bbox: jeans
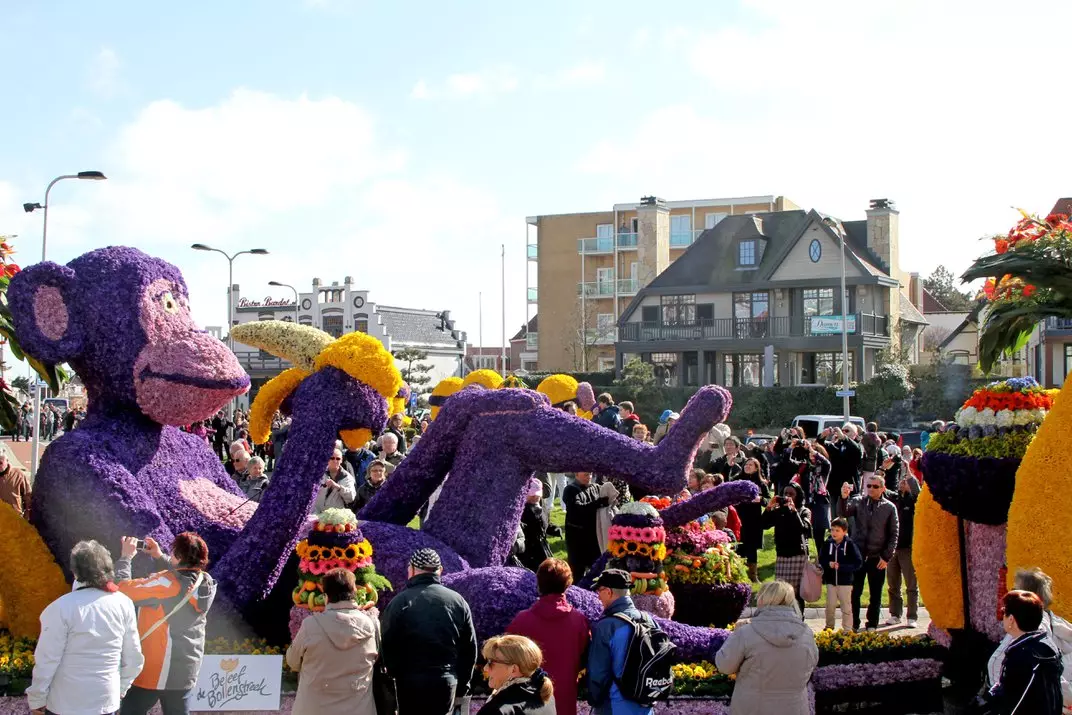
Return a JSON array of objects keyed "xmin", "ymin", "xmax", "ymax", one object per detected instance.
[
  {"xmin": 826, "ymin": 584, "xmax": 853, "ymax": 630},
  {"xmin": 119, "ymin": 686, "xmax": 191, "ymax": 715},
  {"xmin": 887, "ymin": 547, "xmax": 918, "ymax": 620},
  {"xmin": 852, "ymin": 556, "xmax": 887, "ymax": 629},
  {"xmin": 543, "ymin": 473, "xmax": 567, "ymax": 516},
  {"xmin": 396, "ymin": 677, "xmax": 456, "ymax": 715},
  {"xmin": 809, "ymin": 501, "xmax": 830, "ymax": 554}
]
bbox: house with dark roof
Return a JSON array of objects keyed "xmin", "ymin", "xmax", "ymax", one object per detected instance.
[
  {"xmin": 614, "ymin": 199, "xmax": 928, "ymax": 387},
  {"xmin": 228, "ymin": 277, "xmax": 466, "ymax": 405}
]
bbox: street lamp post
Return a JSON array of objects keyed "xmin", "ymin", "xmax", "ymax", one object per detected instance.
[
  {"xmin": 268, "ymin": 281, "xmax": 300, "ymax": 324},
  {"xmin": 823, "ymin": 218, "xmax": 852, "ymax": 423},
  {"xmin": 191, "ymin": 244, "xmax": 268, "ymax": 418},
  {"xmin": 23, "ymin": 171, "xmax": 107, "ymax": 478}
]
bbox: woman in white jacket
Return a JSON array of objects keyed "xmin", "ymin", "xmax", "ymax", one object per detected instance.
[
  {"xmin": 27, "ymin": 541, "xmax": 144, "ymax": 715},
  {"xmin": 986, "ymin": 568, "xmax": 1072, "ymax": 712}
]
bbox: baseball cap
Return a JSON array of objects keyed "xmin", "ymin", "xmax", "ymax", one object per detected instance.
[{"xmin": 593, "ymin": 569, "xmax": 633, "ymax": 590}]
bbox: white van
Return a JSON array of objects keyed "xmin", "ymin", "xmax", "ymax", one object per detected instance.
[{"xmin": 792, "ymin": 414, "xmax": 866, "ymax": 439}]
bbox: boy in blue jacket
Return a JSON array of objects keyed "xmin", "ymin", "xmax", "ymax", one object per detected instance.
[{"xmin": 819, "ymin": 517, "xmax": 863, "ymax": 630}]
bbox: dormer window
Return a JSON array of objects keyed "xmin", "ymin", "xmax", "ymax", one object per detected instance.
[{"xmin": 739, "ymin": 240, "xmax": 757, "ymax": 267}]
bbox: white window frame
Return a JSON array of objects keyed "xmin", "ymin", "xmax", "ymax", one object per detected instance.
[
  {"xmin": 670, "ymin": 215, "xmax": 692, "ymax": 233},
  {"xmin": 597, "ymin": 357, "xmax": 615, "ymax": 372},
  {"xmin": 705, "ymin": 212, "xmax": 728, "ymax": 229},
  {"xmin": 596, "ymin": 267, "xmax": 615, "ymax": 285},
  {"xmin": 596, "ymin": 223, "xmax": 614, "ymax": 238},
  {"xmin": 630, "ymin": 261, "xmax": 639, "ymax": 279}
]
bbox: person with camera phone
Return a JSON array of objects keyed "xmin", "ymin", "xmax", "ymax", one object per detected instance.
[
  {"xmin": 762, "ymin": 485, "xmax": 812, "ymax": 617},
  {"xmin": 115, "ymin": 532, "xmax": 217, "ymax": 715}
]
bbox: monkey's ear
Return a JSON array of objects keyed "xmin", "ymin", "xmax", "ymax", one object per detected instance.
[{"xmin": 7, "ymin": 262, "xmax": 84, "ymax": 365}]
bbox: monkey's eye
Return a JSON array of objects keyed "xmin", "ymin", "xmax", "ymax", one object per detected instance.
[{"xmin": 161, "ymin": 291, "xmax": 179, "ymax": 314}]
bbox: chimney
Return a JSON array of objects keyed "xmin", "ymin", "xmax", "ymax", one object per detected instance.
[
  {"xmin": 909, "ymin": 272, "xmax": 923, "ymax": 309},
  {"xmin": 865, "ymin": 198, "xmax": 900, "ymax": 280},
  {"xmin": 312, "ymin": 278, "xmax": 321, "ymax": 287},
  {"xmin": 344, "ymin": 276, "xmax": 353, "ymax": 285},
  {"xmin": 636, "ymin": 196, "xmax": 670, "ymax": 289}
]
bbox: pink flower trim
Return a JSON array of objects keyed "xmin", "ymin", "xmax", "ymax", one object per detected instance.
[{"xmin": 33, "ymin": 285, "xmax": 68, "ymax": 341}]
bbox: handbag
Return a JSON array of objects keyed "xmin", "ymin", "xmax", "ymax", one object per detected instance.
[
  {"xmin": 799, "ymin": 560, "xmax": 824, "ymax": 603},
  {"xmin": 371, "ymin": 620, "xmax": 397, "ymax": 715}
]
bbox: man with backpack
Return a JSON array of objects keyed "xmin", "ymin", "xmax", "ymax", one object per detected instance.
[{"xmin": 588, "ymin": 569, "xmax": 675, "ymax": 714}]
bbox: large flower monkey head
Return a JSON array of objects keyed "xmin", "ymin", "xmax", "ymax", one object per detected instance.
[
  {"xmin": 8, "ymin": 246, "xmax": 250, "ymax": 424},
  {"xmin": 231, "ymin": 321, "xmax": 401, "ymax": 449}
]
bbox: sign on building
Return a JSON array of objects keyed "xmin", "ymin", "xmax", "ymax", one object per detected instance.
[
  {"xmin": 810, "ymin": 315, "xmax": 857, "ymax": 335},
  {"xmin": 188, "ymin": 654, "xmax": 283, "ymax": 712}
]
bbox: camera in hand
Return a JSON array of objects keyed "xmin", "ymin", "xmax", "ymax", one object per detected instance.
[{"xmin": 134, "ymin": 539, "xmax": 148, "ymax": 551}]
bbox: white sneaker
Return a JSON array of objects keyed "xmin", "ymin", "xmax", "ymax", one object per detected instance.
[
  {"xmin": 907, "ymin": 619, "xmax": 918, "ymax": 628},
  {"xmin": 885, "ymin": 616, "xmax": 902, "ymax": 625}
]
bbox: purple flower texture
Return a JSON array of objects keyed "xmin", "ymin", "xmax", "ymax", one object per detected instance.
[
  {"xmin": 362, "ymin": 385, "xmax": 733, "ymax": 568},
  {"xmin": 670, "ymin": 582, "xmax": 752, "ymax": 628},
  {"xmin": 964, "ymin": 520, "xmax": 1007, "ymax": 642},
  {"xmin": 920, "ymin": 451, "xmax": 1018, "ymax": 526},
  {"xmin": 810, "ymin": 658, "xmax": 944, "ymax": 691},
  {"xmin": 661, "ymin": 480, "xmax": 759, "ymax": 528}
]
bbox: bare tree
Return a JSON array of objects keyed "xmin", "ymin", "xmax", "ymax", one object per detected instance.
[
  {"xmin": 921, "ymin": 325, "xmax": 953, "ymax": 354},
  {"xmin": 562, "ymin": 299, "xmax": 616, "ymax": 371}
]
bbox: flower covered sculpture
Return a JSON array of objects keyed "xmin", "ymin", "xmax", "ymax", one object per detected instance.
[
  {"xmin": 594, "ymin": 502, "xmax": 673, "ymax": 618},
  {"xmin": 289, "ymin": 508, "xmax": 390, "ymax": 637}
]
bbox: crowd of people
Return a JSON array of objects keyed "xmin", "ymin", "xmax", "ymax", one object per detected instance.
[
  {"xmin": 15, "ymin": 388, "xmax": 1072, "ymax": 715},
  {"xmin": 9, "ymin": 401, "xmax": 84, "ymax": 442}
]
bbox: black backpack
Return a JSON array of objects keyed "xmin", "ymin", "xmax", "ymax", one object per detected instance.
[{"xmin": 611, "ymin": 612, "xmax": 676, "ymax": 705}]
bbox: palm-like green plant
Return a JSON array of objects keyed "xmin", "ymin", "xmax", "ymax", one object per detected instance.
[{"xmin": 962, "ymin": 211, "xmax": 1072, "ymax": 373}]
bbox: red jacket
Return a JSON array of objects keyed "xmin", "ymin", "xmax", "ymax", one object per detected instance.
[
  {"xmin": 507, "ymin": 594, "xmax": 590, "ymax": 715},
  {"xmin": 727, "ymin": 505, "xmax": 742, "ymax": 541}
]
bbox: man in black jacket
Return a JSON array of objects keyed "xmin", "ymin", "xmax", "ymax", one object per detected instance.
[
  {"xmin": 381, "ymin": 548, "xmax": 478, "ymax": 715},
  {"xmin": 981, "ymin": 590, "xmax": 1064, "ymax": 715},
  {"xmin": 351, "ymin": 460, "xmax": 388, "ymax": 512},
  {"xmin": 591, "ymin": 393, "xmax": 621, "ymax": 431},
  {"xmin": 562, "ymin": 471, "xmax": 610, "ymax": 581},
  {"xmin": 838, "ymin": 475, "xmax": 899, "ymax": 631},
  {"xmin": 821, "ymin": 425, "xmax": 863, "ymax": 497},
  {"xmin": 617, "ymin": 401, "xmax": 640, "ymax": 436}
]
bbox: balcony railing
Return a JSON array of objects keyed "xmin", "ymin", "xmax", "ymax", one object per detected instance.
[
  {"xmin": 527, "ymin": 287, "xmax": 538, "ymax": 303},
  {"xmin": 527, "ymin": 244, "xmax": 538, "ymax": 260},
  {"xmin": 618, "ymin": 313, "xmax": 890, "ymax": 342},
  {"xmin": 582, "ymin": 328, "xmax": 618, "ymax": 345},
  {"xmin": 578, "ymin": 278, "xmax": 639, "ymax": 297},
  {"xmin": 1047, "ymin": 317, "xmax": 1072, "ymax": 330},
  {"xmin": 525, "ymin": 332, "xmax": 538, "ymax": 350},
  {"xmin": 669, "ymin": 229, "xmax": 703, "ymax": 248},
  {"xmin": 578, "ymin": 232, "xmax": 640, "ymax": 254}
]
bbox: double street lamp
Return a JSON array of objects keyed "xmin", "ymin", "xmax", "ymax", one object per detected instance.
[
  {"xmin": 23, "ymin": 171, "xmax": 108, "ymax": 477},
  {"xmin": 191, "ymin": 244, "xmax": 268, "ymax": 419}
]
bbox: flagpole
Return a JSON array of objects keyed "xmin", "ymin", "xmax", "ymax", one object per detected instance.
[{"xmin": 501, "ymin": 245, "xmax": 507, "ymax": 374}]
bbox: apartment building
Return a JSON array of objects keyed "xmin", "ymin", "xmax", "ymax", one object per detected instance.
[
  {"xmin": 525, "ymin": 195, "xmax": 800, "ymax": 372},
  {"xmin": 614, "ymin": 199, "xmax": 928, "ymax": 387}
]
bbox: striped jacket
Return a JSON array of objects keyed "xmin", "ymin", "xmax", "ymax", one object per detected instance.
[{"xmin": 116, "ymin": 555, "xmax": 216, "ymax": 691}]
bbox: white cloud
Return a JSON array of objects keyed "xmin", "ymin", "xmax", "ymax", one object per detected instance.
[
  {"xmin": 412, "ymin": 66, "xmax": 520, "ymax": 100},
  {"xmin": 535, "ymin": 61, "xmax": 606, "ymax": 90},
  {"xmin": 577, "ymin": 1, "xmax": 1072, "ymax": 285},
  {"xmin": 87, "ymin": 47, "xmax": 121, "ymax": 97},
  {"xmin": 24, "ymin": 90, "xmax": 523, "ymax": 347}
]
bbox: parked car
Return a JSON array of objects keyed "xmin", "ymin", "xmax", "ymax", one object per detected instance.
[{"xmin": 791, "ymin": 414, "xmax": 866, "ymax": 439}]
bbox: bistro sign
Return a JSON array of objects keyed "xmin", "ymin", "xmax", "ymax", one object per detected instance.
[
  {"xmin": 811, "ymin": 315, "xmax": 857, "ymax": 335},
  {"xmin": 238, "ymin": 297, "xmax": 295, "ymax": 309}
]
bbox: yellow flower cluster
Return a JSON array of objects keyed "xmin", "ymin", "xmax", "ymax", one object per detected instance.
[
  {"xmin": 463, "ymin": 369, "xmax": 504, "ymax": 390},
  {"xmin": 429, "ymin": 377, "xmax": 464, "ymax": 420},
  {"xmin": 913, "ymin": 484, "xmax": 965, "ymax": 630},
  {"xmin": 248, "ymin": 367, "xmax": 308, "ymax": 444},
  {"xmin": 536, "ymin": 374, "xmax": 579, "ymax": 407},
  {"xmin": 607, "ymin": 541, "xmax": 668, "ymax": 560},
  {"xmin": 295, "ymin": 541, "xmax": 373, "ymax": 561},
  {"xmin": 0, "ymin": 506, "xmax": 70, "ymax": 639},
  {"xmin": 315, "ymin": 332, "xmax": 403, "ymax": 404},
  {"xmin": 1007, "ymin": 375, "xmax": 1072, "ymax": 619},
  {"xmin": 0, "ymin": 631, "xmax": 37, "ymax": 679},
  {"xmin": 671, "ymin": 660, "xmax": 734, "ymax": 682}
]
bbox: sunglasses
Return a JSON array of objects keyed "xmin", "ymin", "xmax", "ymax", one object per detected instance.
[
  {"xmin": 329, "ymin": 456, "xmax": 342, "ymax": 461},
  {"xmin": 867, "ymin": 484, "xmax": 884, "ymax": 490}
]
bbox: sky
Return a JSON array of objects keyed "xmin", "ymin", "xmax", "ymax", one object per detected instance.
[{"xmin": 2, "ymin": 0, "xmax": 1071, "ymax": 373}]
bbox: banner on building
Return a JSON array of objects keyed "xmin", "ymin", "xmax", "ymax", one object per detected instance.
[{"xmin": 810, "ymin": 315, "xmax": 857, "ymax": 335}]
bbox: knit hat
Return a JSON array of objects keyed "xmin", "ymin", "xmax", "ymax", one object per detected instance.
[
  {"xmin": 659, "ymin": 409, "xmax": 673, "ymax": 424},
  {"xmin": 410, "ymin": 548, "xmax": 442, "ymax": 571}
]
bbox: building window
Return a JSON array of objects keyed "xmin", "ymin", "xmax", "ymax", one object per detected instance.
[
  {"xmin": 723, "ymin": 354, "xmax": 778, "ymax": 388},
  {"xmin": 733, "ymin": 292, "xmax": 770, "ymax": 338},
  {"xmin": 522, "ymin": 360, "xmax": 538, "ymax": 372},
  {"xmin": 1065, "ymin": 345, "xmax": 1072, "ymax": 381},
  {"xmin": 801, "ymin": 352, "xmax": 855, "ymax": 385},
  {"xmin": 597, "ymin": 357, "xmax": 615, "ymax": 372},
  {"xmin": 322, "ymin": 314, "xmax": 344, "ymax": 338},
  {"xmin": 641, "ymin": 305, "xmax": 659, "ymax": 324},
  {"xmin": 355, "ymin": 313, "xmax": 369, "ymax": 334},
  {"xmin": 696, "ymin": 303, "xmax": 714, "ymax": 324},
  {"xmin": 660, "ymin": 295, "xmax": 696, "ymax": 325},
  {"xmin": 803, "ymin": 288, "xmax": 836, "ymax": 317},
  {"xmin": 738, "ymin": 240, "xmax": 757, "ymax": 266}
]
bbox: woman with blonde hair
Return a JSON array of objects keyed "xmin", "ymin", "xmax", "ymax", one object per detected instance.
[
  {"xmin": 715, "ymin": 581, "xmax": 818, "ymax": 715},
  {"xmin": 477, "ymin": 634, "xmax": 556, "ymax": 715}
]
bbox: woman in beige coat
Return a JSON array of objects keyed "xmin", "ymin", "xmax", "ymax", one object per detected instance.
[
  {"xmin": 286, "ymin": 569, "xmax": 379, "ymax": 715},
  {"xmin": 715, "ymin": 581, "xmax": 818, "ymax": 715}
]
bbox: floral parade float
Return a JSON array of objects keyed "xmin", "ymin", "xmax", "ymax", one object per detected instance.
[
  {"xmin": 580, "ymin": 501, "xmax": 675, "ymax": 619},
  {"xmin": 916, "ymin": 208, "xmax": 1072, "ymax": 690},
  {"xmin": 663, "ymin": 517, "xmax": 751, "ymax": 629},
  {"xmin": 288, "ymin": 508, "xmax": 390, "ymax": 637}
]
